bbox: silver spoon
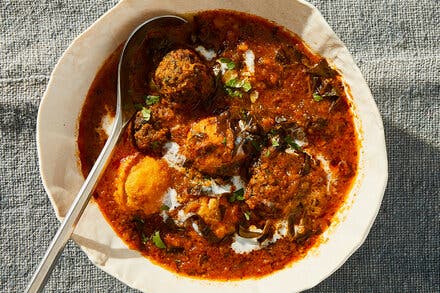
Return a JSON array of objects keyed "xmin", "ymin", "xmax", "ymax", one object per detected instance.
[{"xmin": 26, "ymin": 15, "xmax": 187, "ymax": 293}]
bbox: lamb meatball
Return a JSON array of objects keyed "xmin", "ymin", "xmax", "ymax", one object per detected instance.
[
  {"xmin": 133, "ymin": 121, "xmax": 169, "ymax": 154},
  {"xmin": 132, "ymin": 104, "xmax": 175, "ymax": 155},
  {"xmin": 154, "ymin": 49, "xmax": 215, "ymax": 105},
  {"xmin": 184, "ymin": 115, "xmax": 245, "ymax": 176}
]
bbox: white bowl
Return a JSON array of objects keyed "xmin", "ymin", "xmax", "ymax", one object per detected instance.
[{"xmin": 36, "ymin": 0, "xmax": 387, "ymax": 292}]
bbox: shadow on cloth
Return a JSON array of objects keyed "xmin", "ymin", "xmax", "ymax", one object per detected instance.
[{"xmin": 307, "ymin": 119, "xmax": 439, "ymax": 292}]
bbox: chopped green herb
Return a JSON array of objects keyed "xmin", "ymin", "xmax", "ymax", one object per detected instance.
[
  {"xmin": 244, "ymin": 211, "xmax": 251, "ymax": 221},
  {"xmin": 240, "ymin": 109, "xmax": 248, "ymax": 120},
  {"xmin": 225, "ymin": 87, "xmax": 243, "ymax": 98},
  {"xmin": 235, "ymin": 189, "xmax": 245, "ymax": 200},
  {"xmin": 229, "ymin": 188, "xmax": 245, "ymax": 203},
  {"xmin": 225, "ymin": 77, "xmax": 252, "ymax": 92},
  {"xmin": 322, "ymin": 88, "xmax": 339, "ymax": 98},
  {"xmin": 133, "ymin": 215, "xmax": 145, "ymax": 224},
  {"xmin": 271, "ymin": 137, "xmax": 280, "ymax": 147},
  {"xmin": 151, "ymin": 141, "xmax": 160, "ymax": 149},
  {"xmin": 223, "ymin": 74, "xmax": 252, "ymax": 98},
  {"xmin": 313, "ymin": 93, "xmax": 323, "ymax": 102},
  {"xmin": 265, "ymin": 149, "xmax": 271, "ymax": 157},
  {"xmin": 217, "ymin": 58, "xmax": 235, "ymax": 69},
  {"xmin": 269, "ymin": 128, "xmax": 278, "ymax": 135},
  {"xmin": 285, "ymin": 136, "xmax": 302, "ymax": 151},
  {"xmin": 250, "ymin": 139, "xmax": 261, "ymax": 151},
  {"xmin": 160, "ymin": 204, "xmax": 170, "ymax": 211},
  {"xmin": 241, "ymin": 80, "xmax": 252, "ymax": 92},
  {"xmin": 225, "ymin": 78, "xmax": 240, "ymax": 88},
  {"xmin": 134, "ymin": 103, "xmax": 144, "ymax": 110},
  {"xmin": 141, "ymin": 233, "xmax": 148, "ymax": 244},
  {"xmin": 141, "ymin": 107, "xmax": 151, "ymax": 121},
  {"xmin": 151, "ymin": 231, "xmax": 166, "ymax": 249},
  {"xmin": 145, "ymin": 95, "xmax": 160, "ymax": 105},
  {"xmin": 222, "ymin": 137, "xmax": 227, "ymax": 146}
]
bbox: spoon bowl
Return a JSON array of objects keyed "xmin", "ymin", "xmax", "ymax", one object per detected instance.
[{"xmin": 117, "ymin": 15, "xmax": 187, "ymax": 128}]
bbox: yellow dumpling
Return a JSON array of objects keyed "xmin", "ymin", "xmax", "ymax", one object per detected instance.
[{"xmin": 114, "ymin": 155, "xmax": 170, "ymax": 215}]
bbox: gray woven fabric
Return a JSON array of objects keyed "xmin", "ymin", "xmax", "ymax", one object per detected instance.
[{"xmin": 1, "ymin": 0, "xmax": 438, "ymax": 292}]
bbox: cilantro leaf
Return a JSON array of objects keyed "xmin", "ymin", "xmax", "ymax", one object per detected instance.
[
  {"xmin": 160, "ymin": 204, "xmax": 170, "ymax": 211},
  {"xmin": 285, "ymin": 136, "xmax": 302, "ymax": 151},
  {"xmin": 271, "ymin": 137, "xmax": 280, "ymax": 147},
  {"xmin": 229, "ymin": 188, "xmax": 245, "ymax": 203},
  {"xmin": 313, "ymin": 93, "xmax": 323, "ymax": 102},
  {"xmin": 250, "ymin": 139, "xmax": 261, "ymax": 151},
  {"xmin": 145, "ymin": 95, "xmax": 160, "ymax": 105},
  {"xmin": 151, "ymin": 231, "xmax": 166, "ymax": 249},
  {"xmin": 225, "ymin": 78, "xmax": 240, "ymax": 88},
  {"xmin": 134, "ymin": 103, "xmax": 144, "ymax": 110},
  {"xmin": 225, "ymin": 87, "xmax": 243, "ymax": 98},
  {"xmin": 241, "ymin": 80, "xmax": 252, "ymax": 92},
  {"xmin": 133, "ymin": 215, "xmax": 145, "ymax": 224},
  {"xmin": 224, "ymin": 76, "xmax": 252, "ymax": 97},
  {"xmin": 141, "ymin": 107, "xmax": 151, "ymax": 121},
  {"xmin": 217, "ymin": 58, "xmax": 235, "ymax": 69},
  {"xmin": 151, "ymin": 141, "xmax": 160, "ymax": 149}
]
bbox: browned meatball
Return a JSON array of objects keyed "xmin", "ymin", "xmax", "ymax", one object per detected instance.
[
  {"xmin": 154, "ymin": 49, "xmax": 215, "ymax": 105},
  {"xmin": 245, "ymin": 150, "xmax": 328, "ymax": 218},
  {"xmin": 183, "ymin": 115, "xmax": 246, "ymax": 176},
  {"xmin": 133, "ymin": 122, "xmax": 169, "ymax": 155},
  {"xmin": 132, "ymin": 104, "xmax": 175, "ymax": 155}
]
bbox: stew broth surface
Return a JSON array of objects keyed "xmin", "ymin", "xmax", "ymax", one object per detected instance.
[{"xmin": 78, "ymin": 10, "xmax": 359, "ymax": 280}]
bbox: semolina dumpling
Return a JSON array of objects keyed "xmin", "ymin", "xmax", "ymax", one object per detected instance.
[{"xmin": 114, "ymin": 155, "xmax": 170, "ymax": 215}]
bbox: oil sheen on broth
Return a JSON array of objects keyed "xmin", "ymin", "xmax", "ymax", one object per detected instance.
[{"xmin": 78, "ymin": 10, "xmax": 359, "ymax": 280}]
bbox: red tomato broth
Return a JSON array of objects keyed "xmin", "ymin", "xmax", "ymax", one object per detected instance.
[{"xmin": 78, "ymin": 10, "xmax": 359, "ymax": 280}]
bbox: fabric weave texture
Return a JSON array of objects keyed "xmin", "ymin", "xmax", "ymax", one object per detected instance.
[{"xmin": 0, "ymin": 0, "xmax": 438, "ymax": 292}]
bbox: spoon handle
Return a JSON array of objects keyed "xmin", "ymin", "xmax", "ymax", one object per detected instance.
[{"xmin": 26, "ymin": 118, "xmax": 123, "ymax": 293}]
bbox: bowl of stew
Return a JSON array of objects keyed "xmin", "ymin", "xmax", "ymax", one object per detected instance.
[{"xmin": 36, "ymin": 0, "xmax": 387, "ymax": 292}]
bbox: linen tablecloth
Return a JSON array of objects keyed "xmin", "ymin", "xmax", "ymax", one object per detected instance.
[{"xmin": 1, "ymin": 0, "xmax": 438, "ymax": 292}]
